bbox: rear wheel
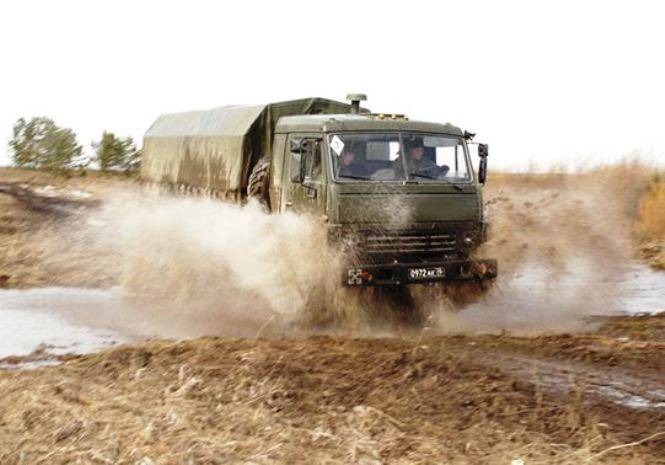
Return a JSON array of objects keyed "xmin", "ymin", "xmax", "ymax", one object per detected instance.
[{"xmin": 248, "ymin": 156, "xmax": 271, "ymax": 209}]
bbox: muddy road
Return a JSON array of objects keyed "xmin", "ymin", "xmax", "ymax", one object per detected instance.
[{"xmin": 1, "ymin": 167, "xmax": 664, "ymax": 464}]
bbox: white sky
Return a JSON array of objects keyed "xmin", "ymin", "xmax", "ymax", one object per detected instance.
[{"xmin": 0, "ymin": 0, "xmax": 664, "ymax": 170}]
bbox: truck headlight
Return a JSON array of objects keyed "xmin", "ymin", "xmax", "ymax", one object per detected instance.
[{"xmin": 462, "ymin": 231, "xmax": 477, "ymax": 244}]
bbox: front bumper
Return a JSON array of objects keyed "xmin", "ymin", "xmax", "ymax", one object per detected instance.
[{"xmin": 344, "ymin": 258, "xmax": 498, "ymax": 286}]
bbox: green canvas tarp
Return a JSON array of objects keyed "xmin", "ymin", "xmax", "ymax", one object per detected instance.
[{"xmin": 141, "ymin": 97, "xmax": 355, "ymax": 196}]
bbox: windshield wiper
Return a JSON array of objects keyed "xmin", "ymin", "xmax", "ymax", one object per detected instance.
[
  {"xmin": 409, "ymin": 172, "xmax": 465, "ymax": 191},
  {"xmin": 337, "ymin": 174, "xmax": 371, "ymax": 180},
  {"xmin": 409, "ymin": 172, "xmax": 437, "ymax": 180}
]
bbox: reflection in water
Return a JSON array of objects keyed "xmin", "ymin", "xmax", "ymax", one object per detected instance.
[
  {"xmin": 432, "ymin": 259, "xmax": 665, "ymax": 335},
  {"xmin": 509, "ymin": 260, "xmax": 665, "ymax": 315},
  {"xmin": 616, "ymin": 263, "xmax": 665, "ymax": 314},
  {"xmin": 0, "ymin": 288, "xmax": 130, "ymax": 360}
]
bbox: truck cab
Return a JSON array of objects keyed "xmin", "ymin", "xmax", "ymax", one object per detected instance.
[{"xmin": 269, "ymin": 113, "xmax": 496, "ymax": 286}]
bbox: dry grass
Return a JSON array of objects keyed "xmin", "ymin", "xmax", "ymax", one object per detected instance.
[
  {"xmin": 635, "ymin": 175, "xmax": 665, "ymax": 269},
  {"xmin": 1, "ymin": 337, "xmax": 663, "ymax": 464},
  {"xmin": 490, "ymin": 163, "xmax": 664, "ymax": 270},
  {"xmin": 0, "ymin": 168, "xmax": 136, "ymax": 288}
]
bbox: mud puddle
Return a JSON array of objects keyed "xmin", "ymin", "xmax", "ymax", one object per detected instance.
[
  {"xmin": 0, "ymin": 287, "xmax": 132, "ymax": 368},
  {"xmin": 508, "ymin": 260, "xmax": 665, "ymax": 315},
  {"xmin": 617, "ymin": 262, "xmax": 665, "ymax": 314},
  {"xmin": 469, "ymin": 349, "xmax": 665, "ymax": 411},
  {"xmin": 1, "ymin": 260, "xmax": 663, "ymax": 368}
]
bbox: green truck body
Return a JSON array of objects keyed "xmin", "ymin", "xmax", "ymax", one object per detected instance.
[{"xmin": 142, "ymin": 96, "xmax": 497, "ymax": 286}]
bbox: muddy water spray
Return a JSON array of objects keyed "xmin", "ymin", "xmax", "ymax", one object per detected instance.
[
  {"xmin": 426, "ymin": 166, "xmax": 655, "ymax": 334},
  {"xmin": 69, "ymin": 164, "xmax": 662, "ymax": 336},
  {"xmin": 85, "ymin": 194, "xmax": 345, "ymax": 336}
]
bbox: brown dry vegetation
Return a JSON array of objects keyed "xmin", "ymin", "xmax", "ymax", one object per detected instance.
[
  {"xmin": 1, "ymin": 329, "xmax": 664, "ymax": 465},
  {"xmin": 0, "ymin": 167, "xmax": 136, "ymax": 288},
  {"xmin": 488, "ymin": 165, "xmax": 665, "ymax": 269},
  {"xmin": 459, "ymin": 313, "xmax": 665, "ymax": 374},
  {"xmin": 635, "ymin": 176, "xmax": 665, "ymax": 269}
]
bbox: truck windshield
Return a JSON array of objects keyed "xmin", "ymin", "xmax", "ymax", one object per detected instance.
[{"xmin": 329, "ymin": 132, "xmax": 470, "ymax": 183}]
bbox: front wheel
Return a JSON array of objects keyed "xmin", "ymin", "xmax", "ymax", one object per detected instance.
[
  {"xmin": 441, "ymin": 279, "xmax": 495, "ymax": 307},
  {"xmin": 297, "ymin": 285, "xmax": 427, "ymax": 331}
]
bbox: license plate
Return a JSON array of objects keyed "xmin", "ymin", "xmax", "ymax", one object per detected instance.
[{"xmin": 408, "ymin": 267, "xmax": 445, "ymax": 280}]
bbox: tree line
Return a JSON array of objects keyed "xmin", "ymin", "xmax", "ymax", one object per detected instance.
[{"xmin": 8, "ymin": 116, "xmax": 141, "ymax": 172}]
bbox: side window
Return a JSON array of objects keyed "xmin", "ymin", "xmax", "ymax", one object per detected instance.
[
  {"xmin": 289, "ymin": 137, "xmax": 302, "ymax": 182},
  {"xmin": 434, "ymin": 145, "xmax": 469, "ymax": 179}
]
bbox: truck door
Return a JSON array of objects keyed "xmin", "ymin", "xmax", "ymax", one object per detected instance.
[{"xmin": 281, "ymin": 134, "xmax": 325, "ymax": 215}]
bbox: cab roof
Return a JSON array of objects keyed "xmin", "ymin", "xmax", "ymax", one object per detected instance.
[{"xmin": 275, "ymin": 113, "xmax": 463, "ymax": 136}]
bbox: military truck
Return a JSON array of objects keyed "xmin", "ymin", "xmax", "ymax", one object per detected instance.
[{"xmin": 142, "ymin": 95, "xmax": 497, "ymax": 287}]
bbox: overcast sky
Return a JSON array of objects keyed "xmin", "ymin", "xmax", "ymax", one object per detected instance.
[{"xmin": 0, "ymin": 0, "xmax": 663, "ymax": 170}]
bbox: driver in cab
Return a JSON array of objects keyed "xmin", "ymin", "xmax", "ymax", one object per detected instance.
[{"xmin": 403, "ymin": 138, "xmax": 448, "ymax": 178}]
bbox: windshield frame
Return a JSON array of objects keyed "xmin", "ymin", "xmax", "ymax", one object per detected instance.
[{"xmin": 326, "ymin": 131, "xmax": 474, "ymax": 184}]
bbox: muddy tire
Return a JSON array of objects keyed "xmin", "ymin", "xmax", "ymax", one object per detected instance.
[
  {"xmin": 442, "ymin": 279, "xmax": 495, "ymax": 307},
  {"xmin": 300, "ymin": 285, "xmax": 426, "ymax": 331},
  {"xmin": 368, "ymin": 286, "xmax": 426, "ymax": 327},
  {"xmin": 248, "ymin": 156, "xmax": 271, "ymax": 209}
]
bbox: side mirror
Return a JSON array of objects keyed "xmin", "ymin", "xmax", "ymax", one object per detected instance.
[
  {"xmin": 478, "ymin": 143, "xmax": 488, "ymax": 184},
  {"xmin": 299, "ymin": 139, "xmax": 315, "ymax": 183},
  {"xmin": 290, "ymin": 139, "xmax": 304, "ymax": 153},
  {"xmin": 299, "ymin": 142, "xmax": 307, "ymax": 183},
  {"xmin": 297, "ymin": 138, "xmax": 320, "ymax": 186}
]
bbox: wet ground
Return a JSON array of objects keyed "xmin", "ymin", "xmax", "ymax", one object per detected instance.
[
  {"xmin": 516, "ymin": 260, "xmax": 665, "ymax": 315},
  {"xmin": 1, "ymin": 258, "xmax": 664, "ymax": 357},
  {"xmin": 473, "ymin": 348, "xmax": 665, "ymax": 410},
  {"xmin": 0, "ymin": 288, "xmax": 131, "ymax": 368},
  {"xmin": 1, "ymin": 260, "xmax": 663, "ymax": 363},
  {"xmin": 617, "ymin": 263, "xmax": 665, "ymax": 313},
  {"xmin": 1, "ymin": 266, "xmax": 664, "ymax": 424},
  {"xmin": 2, "ymin": 330, "xmax": 664, "ymax": 465}
]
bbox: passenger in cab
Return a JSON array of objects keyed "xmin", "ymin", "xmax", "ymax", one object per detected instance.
[{"xmin": 337, "ymin": 148, "xmax": 370, "ymax": 179}]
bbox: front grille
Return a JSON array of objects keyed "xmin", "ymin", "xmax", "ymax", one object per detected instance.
[{"xmin": 364, "ymin": 231, "xmax": 458, "ymax": 257}]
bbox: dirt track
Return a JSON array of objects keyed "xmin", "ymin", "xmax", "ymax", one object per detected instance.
[
  {"xmin": 1, "ymin": 167, "xmax": 664, "ymax": 464},
  {"xmin": 0, "ymin": 168, "xmax": 132, "ymax": 288}
]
